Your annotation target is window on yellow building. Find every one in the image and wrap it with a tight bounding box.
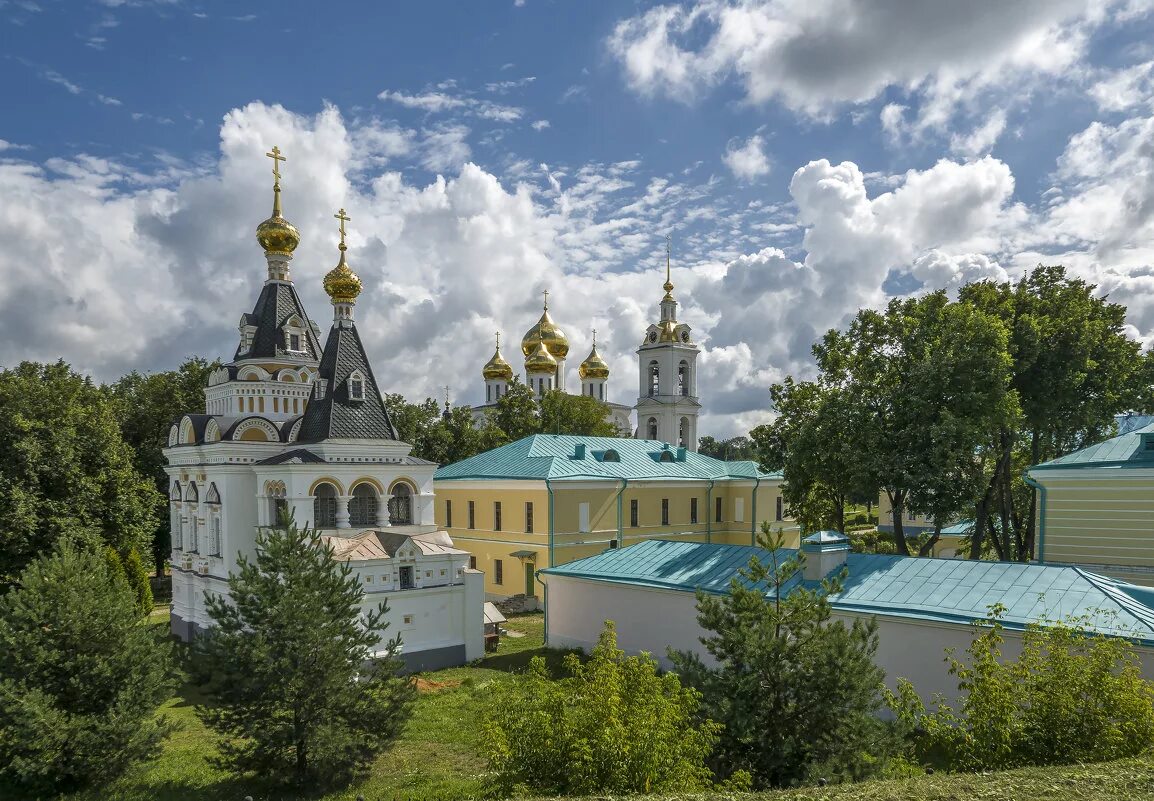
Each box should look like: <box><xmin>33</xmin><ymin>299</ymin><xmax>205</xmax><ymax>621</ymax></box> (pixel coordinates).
<box><xmin>525</xmin><ymin>501</ymin><xmax>534</xmax><ymax>533</ymax></box>
<box><xmin>661</xmin><ymin>498</ymin><xmax>669</xmax><ymax>526</ymax></box>
<box><xmin>579</xmin><ymin>502</ymin><xmax>590</xmax><ymax>533</ymax></box>
<box><xmin>715</xmin><ymin>496</ymin><xmax>723</xmax><ymax>523</ymax></box>
<box><xmin>776</xmin><ymin>496</ymin><xmax>783</xmax><ymax>521</ymax></box>
<box><xmin>630</xmin><ymin>499</ymin><xmax>638</xmax><ymax>527</ymax></box>
<box><xmin>469</xmin><ymin>555</ymin><xmax>476</xmax><ymax>570</ymax></box>
<box><xmin>494</xmin><ymin>501</ymin><xmax>502</xmax><ymax>531</ymax></box>
<box><xmin>445</xmin><ymin>499</ymin><xmax>452</xmax><ymax>528</ymax></box>
<box><xmin>468</xmin><ymin>501</ymin><xmax>475</xmax><ymax>529</ymax></box>
<box><xmin>691</xmin><ymin>497</ymin><xmax>698</xmax><ymax>524</ymax></box>
<box><xmin>495</xmin><ymin>559</ymin><xmax>504</xmax><ymax>585</ymax></box>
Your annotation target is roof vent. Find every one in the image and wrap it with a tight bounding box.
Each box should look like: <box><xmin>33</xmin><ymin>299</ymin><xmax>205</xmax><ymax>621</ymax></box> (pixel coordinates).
<box><xmin>658</xmin><ymin>450</ymin><xmax>675</xmax><ymax>463</ymax></box>
<box><xmin>676</xmin><ymin>446</ymin><xmax>687</xmax><ymax>462</ymax></box>
<box><xmin>602</xmin><ymin>448</ymin><xmax>620</xmax><ymax>462</ymax></box>
<box><xmin>573</xmin><ymin>443</ymin><xmax>586</xmax><ymax>460</ymax></box>
<box><xmin>800</xmin><ymin>530</ymin><xmax>850</xmax><ymax>582</ymax></box>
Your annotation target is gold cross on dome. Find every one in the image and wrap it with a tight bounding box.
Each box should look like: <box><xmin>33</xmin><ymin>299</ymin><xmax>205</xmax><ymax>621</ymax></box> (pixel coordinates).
<box><xmin>495</xmin><ymin>331</ymin><xmax>501</xmax><ymax>349</ymax></box>
<box><xmin>265</xmin><ymin>145</ymin><xmax>286</xmax><ymax>181</ymax></box>
<box><xmin>592</xmin><ymin>328</ymin><xmax>597</xmax><ymax>346</ymax></box>
<box><xmin>334</xmin><ymin>208</ymin><xmax>351</xmax><ymax>246</ymax></box>
<box><xmin>542</xmin><ymin>288</ymin><xmax>549</xmax><ymax>310</ymax></box>
<box><xmin>444</xmin><ymin>385</ymin><xmax>451</xmax><ymax>406</ymax></box>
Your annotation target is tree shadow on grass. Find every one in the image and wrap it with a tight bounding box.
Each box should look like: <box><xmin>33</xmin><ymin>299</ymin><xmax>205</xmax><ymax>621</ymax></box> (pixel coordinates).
<box><xmin>479</xmin><ymin>644</ymin><xmax>584</xmax><ymax>677</ymax></box>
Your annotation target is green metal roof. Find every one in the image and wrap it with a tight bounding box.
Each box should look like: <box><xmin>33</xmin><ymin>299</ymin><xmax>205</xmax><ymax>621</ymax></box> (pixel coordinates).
<box><xmin>434</xmin><ymin>434</ymin><xmax>781</xmax><ymax>482</ymax></box>
<box><xmin>1031</xmin><ymin>422</ymin><xmax>1154</xmax><ymax>470</ymax></box>
<box><xmin>541</xmin><ymin>539</ymin><xmax>1154</xmax><ymax>642</ymax></box>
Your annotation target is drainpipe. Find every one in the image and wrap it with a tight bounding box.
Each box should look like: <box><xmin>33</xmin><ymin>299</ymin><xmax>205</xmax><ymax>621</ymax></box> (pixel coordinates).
<box><xmin>1023</xmin><ymin>472</ymin><xmax>1046</xmax><ymax>563</ymax></box>
<box><xmin>706</xmin><ymin>480</ymin><xmax>715</xmax><ymax>544</ymax></box>
<box><xmin>614</xmin><ymin>477</ymin><xmax>627</xmax><ymax>549</ymax></box>
<box><xmin>751</xmin><ymin>475</ymin><xmax>762</xmax><ymax>547</ymax></box>
<box><xmin>545</xmin><ymin>477</ymin><xmax>555</xmax><ymax>642</ymax></box>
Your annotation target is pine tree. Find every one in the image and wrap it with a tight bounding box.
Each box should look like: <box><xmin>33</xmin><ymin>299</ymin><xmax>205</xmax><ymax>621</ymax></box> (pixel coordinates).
<box><xmin>0</xmin><ymin>539</ymin><xmax>177</xmax><ymax>795</ymax></box>
<box><xmin>191</xmin><ymin>518</ymin><xmax>415</xmax><ymax>788</ymax></box>
<box><xmin>671</xmin><ymin>524</ymin><xmax>896</xmax><ymax>788</ymax></box>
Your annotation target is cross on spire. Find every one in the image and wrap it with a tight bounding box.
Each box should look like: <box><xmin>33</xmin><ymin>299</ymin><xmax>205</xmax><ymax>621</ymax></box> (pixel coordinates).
<box><xmin>663</xmin><ymin>234</ymin><xmax>675</xmax><ymax>295</ymax></box>
<box><xmin>265</xmin><ymin>145</ymin><xmax>286</xmax><ymax>182</ymax></box>
<box><xmin>444</xmin><ymin>385</ymin><xmax>451</xmax><ymax>406</ymax></box>
<box><xmin>542</xmin><ymin>288</ymin><xmax>549</xmax><ymax>311</ymax></box>
<box><xmin>334</xmin><ymin>208</ymin><xmax>351</xmax><ymax>248</ymax></box>
<box><xmin>592</xmin><ymin>327</ymin><xmax>597</xmax><ymax>347</ymax></box>
<box><xmin>495</xmin><ymin>331</ymin><xmax>501</xmax><ymax>350</ymax></box>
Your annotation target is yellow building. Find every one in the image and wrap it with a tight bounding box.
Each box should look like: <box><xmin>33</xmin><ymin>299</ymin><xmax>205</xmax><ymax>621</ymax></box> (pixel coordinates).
<box><xmin>875</xmin><ymin>494</ymin><xmax>964</xmax><ymax>557</ymax></box>
<box><xmin>1027</xmin><ymin>423</ymin><xmax>1154</xmax><ymax>586</ymax></box>
<box><xmin>433</xmin><ymin>434</ymin><xmax>797</xmax><ymax>601</ymax></box>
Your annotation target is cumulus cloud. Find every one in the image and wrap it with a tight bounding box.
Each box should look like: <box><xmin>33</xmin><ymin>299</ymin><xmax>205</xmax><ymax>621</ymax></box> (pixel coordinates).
<box><xmin>378</xmin><ymin>88</ymin><xmax>525</xmax><ymax>122</ymax></box>
<box><xmin>608</xmin><ymin>0</ymin><xmax>1139</xmax><ymax>135</ymax></box>
<box><xmin>723</xmin><ymin>135</ymin><xmax>771</xmax><ymax>180</ymax></box>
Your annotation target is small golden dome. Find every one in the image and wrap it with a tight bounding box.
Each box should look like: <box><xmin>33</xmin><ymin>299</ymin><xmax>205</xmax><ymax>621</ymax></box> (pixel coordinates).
<box><xmin>524</xmin><ymin>340</ymin><xmax>558</xmax><ymax>373</ymax></box>
<box><xmin>483</xmin><ymin>334</ymin><xmax>514</xmax><ymax>381</ymax></box>
<box><xmin>324</xmin><ymin>245</ymin><xmax>362</xmax><ymax>304</ymax></box>
<box><xmin>256</xmin><ymin>215</ymin><xmax>301</xmax><ymax>255</ymax></box>
<box><xmin>579</xmin><ymin>344</ymin><xmax>610</xmax><ymax>380</ymax></box>
<box><xmin>521</xmin><ymin>307</ymin><xmax>569</xmax><ymax>359</ymax></box>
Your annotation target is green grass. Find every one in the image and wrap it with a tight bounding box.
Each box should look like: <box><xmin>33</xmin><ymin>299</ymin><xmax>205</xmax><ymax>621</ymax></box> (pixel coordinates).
<box><xmin>52</xmin><ymin>610</ymin><xmax>1154</xmax><ymax>801</ymax></box>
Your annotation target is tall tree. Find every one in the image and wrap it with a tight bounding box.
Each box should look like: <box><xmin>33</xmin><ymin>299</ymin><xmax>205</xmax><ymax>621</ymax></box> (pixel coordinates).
<box><xmin>959</xmin><ymin>266</ymin><xmax>1154</xmax><ymax>559</ymax></box>
<box><xmin>671</xmin><ymin>526</ymin><xmax>894</xmax><ymax>788</ymax></box>
<box><xmin>109</xmin><ymin>356</ymin><xmax>218</xmax><ymax>578</ymax></box>
<box><xmin>191</xmin><ymin>518</ymin><xmax>415</xmax><ymax>788</ymax></box>
<box><xmin>0</xmin><ymin>361</ymin><xmax>159</xmax><ymax>587</ymax></box>
<box><xmin>490</xmin><ymin>377</ymin><xmax>540</xmax><ymax>441</ymax></box>
<box><xmin>752</xmin><ymin>380</ymin><xmax>873</xmax><ymax>534</ymax></box>
<box><xmin>699</xmin><ymin>436</ymin><xmax>757</xmax><ymax>461</ymax></box>
<box><xmin>538</xmin><ymin>389</ymin><xmax>620</xmax><ymax>436</ymax></box>
<box><xmin>0</xmin><ymin>539</ymin><xmax>177</xmax><ymax>795</ymax></box>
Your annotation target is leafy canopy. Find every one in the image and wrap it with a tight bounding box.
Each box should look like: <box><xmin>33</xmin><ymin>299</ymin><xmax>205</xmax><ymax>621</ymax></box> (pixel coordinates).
<box><xmin>190</xmin><ymin>517</ymin><xmax>415</xmax><ymax>788</ymax></box>
<box><xmin>0</xmin><ymin>539</ymin><xmax>177</xmax><ymax>795</ymax></box>
<box><xmin>671</xmin><ymin>524</ymin><xmax>898</xmax><ymax>789</ymax></box>
<box><xmin>484</xmin><ymin>620</ymin><xmax>721</xmax><ymax>796</ymax></box>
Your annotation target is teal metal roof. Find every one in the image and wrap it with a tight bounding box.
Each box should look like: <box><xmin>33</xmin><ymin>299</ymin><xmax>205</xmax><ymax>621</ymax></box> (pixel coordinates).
<box><xmin>1031</xmin><ymin>422</ymin><xmax>1154</xmax><ymax>470</ymax></box>
<box><xmin>541</xmin><ymin>539</ymin><xmax>1154</xmax><ymax>643</ymax></box>
<box><xmin>434</xmin><ymin>435</ymin><xmax>781</xmax><ymax>482</ymax></box>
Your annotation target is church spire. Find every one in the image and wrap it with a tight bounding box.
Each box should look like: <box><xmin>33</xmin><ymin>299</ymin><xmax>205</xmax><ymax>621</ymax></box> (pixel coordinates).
<box><xmin>660</xmin><ymin>235</ymin><xmax>677</xmax><ymax>323</ymax></box>
<box><xmin>323</xmin><ymin>207</ymin><xmax>362</xmax><ymax>325</ymax></box>
<box><xmin>255</xmin><ymin>145</ymin><xmax>301</xmax><ymax>281</ymax></box>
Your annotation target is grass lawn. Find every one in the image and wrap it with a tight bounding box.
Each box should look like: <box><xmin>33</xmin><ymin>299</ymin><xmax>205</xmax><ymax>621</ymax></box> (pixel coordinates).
<box><xmin>54</xmin><ymin>608</ymin><xmax>1154</xmax><ymax>801</ymax></box>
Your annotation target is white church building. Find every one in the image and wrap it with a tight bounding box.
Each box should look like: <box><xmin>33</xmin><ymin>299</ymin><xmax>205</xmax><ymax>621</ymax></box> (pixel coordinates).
<box><xmin>164</xmin><ymin>148</ymin><xmax>483</xmax><ymax>671</ymax></box>
<box><xmin>471</xmin><ymin>248</ymin><xmax>703</xmax><ymax>451</ymax></box>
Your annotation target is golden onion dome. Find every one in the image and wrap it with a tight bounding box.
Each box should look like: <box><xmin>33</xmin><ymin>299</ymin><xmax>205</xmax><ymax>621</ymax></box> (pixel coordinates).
<box><xmin>521</xmin><ymin>306</ymin><xmax>569</xmax><ymax>359</ymax></box>
<box><xmin>524</xmin><ymin>340</ymin><xmax>558</xmax><ymax>373</ymax></box>
<box><xmin>578</xmin><ymin>344</ymin><xmax>610</xmax><ymax>380</ymax></box>
<box><xmin>323</xmin><ymin>244</ymin><xmax>362</xmax><ymax>304</ymax></box>
<box><xmin>482</xmin><ymin>334</ymin><xmax>514</xmax><ymax>381</ymax></box>
<box><xmin>256</xmin><ymin>146</ymin><xmax>300</xmax><ymax>254</ymax></box>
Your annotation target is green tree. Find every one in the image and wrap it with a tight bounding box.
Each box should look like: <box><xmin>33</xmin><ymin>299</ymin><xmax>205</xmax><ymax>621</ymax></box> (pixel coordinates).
<box><xmin>538</xmin><ymin>389</ymin><xmax>620</xmax><ymax>436</ymax></box>
<box><xmin>0</xmin><ymin>361</ymin><xmax>160</xmax><ymax>588</ymax></box>
<box><xmin>0</xmin><ymin>539</ymin><xmax>177</xmax><ymax>795</ymax></box>
<box><xmin>191</xmin><ymin>517</ymin><xmax>415</xmax><ymax>788</ymax></box>
<box><xmin>752</xmin><ymin>380</ymin><xmax>873</xmax><ymax>534</ymax></box>
<box><xmin>959</xmin><ymin>266</ymin><xmax>1154</xmax><ymax>560</ymax></box>
<box><xmin>490</xmin><ymin>377</ymin><xmax>540</xmax><ymax>441</ymax></box>
<box><xmin>699</xmin><ymin>435</ymin><xmax>757</xmax><ymax>460</ymax></box>
<box><xmin>109</xmin><ymin>356</ymin><xmax>218</xmax><ymax>579</ymax></box>
<box><xmin>383</xmin><ymin>393</ymin><xmax>441</xmax><ymax>446</ymax></box>
<box><xmin>888</xmin><ymin>606</ymin><xmax>1154</xmax><ymax>771</ymax></box>
<box><xmin>671</xmin><ymin>524</ymin><xmax>895</xmax><ymax>788</ymax></box>
<box><xmin>383</xmin><ymin>394</ymin><xmax>506</xmax><ymax>465</ymax></box>
<box><xmin>812</xmin><ymin>292</ymin><xmax>1014</xmax><ymax>555</ymax></box>
<box><xmin>484</xmin><ymin>621</ymin><xmax>721</xmax><ymax>796</ymax></box>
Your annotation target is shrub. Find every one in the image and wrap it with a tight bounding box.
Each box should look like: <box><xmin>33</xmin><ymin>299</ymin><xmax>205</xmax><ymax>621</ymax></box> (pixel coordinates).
<box><xmin>887</xmin><ymin>604</ymin><xmax>1154</xmax><ymax>771</ymax></box>
<box><xmin>484</xmin><ymin>621</ymin><xmax>720</xmax><ymax>796</ymax></box>
<box><xmin>0</xmin><ymin>540</ymin><xmax>177</xmax><ymax>794</ymax></box>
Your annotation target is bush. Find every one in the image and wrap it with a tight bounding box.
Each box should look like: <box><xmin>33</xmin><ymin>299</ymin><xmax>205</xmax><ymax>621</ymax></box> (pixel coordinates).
<box><xmin>0</xmin><ymin>540</ymin><xmax>177</xmax><ymax>795</ymax></box>
<box><xmin>484</xmin><ymin>621</ymin><xmax>720</xmax><ymax>796</ymax></box>
<box><xmin>887</xmin><ymin>605</ymin><xmax>1154</xmax><ymax>771</ymax></box>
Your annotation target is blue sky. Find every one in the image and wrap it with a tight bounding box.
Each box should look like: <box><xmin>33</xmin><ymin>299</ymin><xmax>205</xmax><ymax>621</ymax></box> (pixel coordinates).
<box><xmin>4</xmin><ymin>0</ymin><xmax>1154</xmax><ymax>437</ymax></box>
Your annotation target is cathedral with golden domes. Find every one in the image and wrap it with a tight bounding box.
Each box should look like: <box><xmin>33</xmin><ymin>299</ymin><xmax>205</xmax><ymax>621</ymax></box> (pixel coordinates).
<box><xmin>164</xmin><ymin>147</ymin><xmax>484</xmax><ymax>669</ymax></box>
<box><xmin>470</xmin><ymin>249</ymin><xmax>701</xmax><ymax>450</ymax></box>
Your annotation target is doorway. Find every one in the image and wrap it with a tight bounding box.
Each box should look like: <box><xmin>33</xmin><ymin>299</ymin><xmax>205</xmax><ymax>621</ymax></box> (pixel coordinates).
<box><xmin>525</xmin><ymin>562</ymin><xmax>535</xmax><ymax>598</ymax></box>
<box><xmin>399</xmin><ymin>565</ymin><xmax>414</xmax><ymax>590</ymax></box>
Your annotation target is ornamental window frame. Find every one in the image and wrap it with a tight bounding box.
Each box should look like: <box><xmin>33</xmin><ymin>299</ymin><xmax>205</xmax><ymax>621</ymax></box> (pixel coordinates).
<box><xmin>284</xmin><ymin>315</ymin><xmax>306</xmax><ymax>354</ymax></box>
<box><xmin>348</xmin><ymin>370</ymin><xmax>366</xmax><ymax>403</ymax></box>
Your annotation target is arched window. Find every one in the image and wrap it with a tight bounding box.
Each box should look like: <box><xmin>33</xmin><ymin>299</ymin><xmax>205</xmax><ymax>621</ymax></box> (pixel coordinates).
<box><xmin>680</xmin><ymin>416</ymin><xmax>689</xmax><ymax>447</ymax></box>
<box><xmin>599</xmin><ymin>384</ymin><xmax>604</xmax><ymax>400</ymax></box>
<box><xmin>602</xmin><ymin>449</ymin><xmax>621</xmax><ymax>462</ymax></box>
<box><xmin>678</xmin><ymin>361</ymin><xmax>689</xmax><ymax>397</ymax></box>
<box><xmin>388</xmin><ymin>483</ymin><xmax>414</xmax><ymax>525</ymax></box>
<box><xmin>186</xmin><ymin>482</ymin><xmax>199</xmax><ymax>504</ymax></box>
<box><xmin>348</xmin><ymin>370</ymin><xmax>366</xmax><ymax>402</ymax></box>
<box><xmin>313</xmin><ymin>482</ymin><xmax>338</xmax><ymax>528</ymax></box>
<box><xmin>659</xmin><ymin>450</ymin><xmax>675</xmax><ymax>462</ymax></box>
<box><xmin>647</xmin><ymin>417</ymin><xmax>658</xmax><ymax>440</ymax></box>
<box><xmin>265</xmin><ymin>481</ymin><xmax>287</xmax><ymax>527</ymax></box>
<box><xmin>649</xmin><ymin>362</ymin><xmax>659</xmax><ymax>397</ymax></box>
<box><xmin>349</xmin><ymin>484</ymin><xmax>379</xmax><ymax>527</ymax></box>
<box><xmin>206</xmin><ymin>483</ymin><xmax>221</xmax><ymax>555</ymax></box>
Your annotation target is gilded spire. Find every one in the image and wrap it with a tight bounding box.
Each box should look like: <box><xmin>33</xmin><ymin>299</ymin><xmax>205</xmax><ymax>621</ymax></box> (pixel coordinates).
<box><xmin>663</xmin><ymin>234</ymin><xmax>674</xmax><ymax>299</ymax></box>
<box><xmin>579</xmin><ymin>327</ymin><xmax>610</xmax><ymax>380</ymax></box>
<box><xmin>255</xmin><ymin>145</ymin><xmax>301</xmax><ymax>256</ymax></box>
<box><xmin>483</xmin><ymin>331</ymin><xmax>514</xmax><ymax>380</ymax></box>
<box><xmin>323</xmin><ymin>207</ymin><xmax>362</xmax><ymax>307</ymax></box>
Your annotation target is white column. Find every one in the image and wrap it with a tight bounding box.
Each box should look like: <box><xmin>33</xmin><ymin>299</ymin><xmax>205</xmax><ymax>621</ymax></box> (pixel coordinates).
<box><xmin>337</xmin><ymin>496</ymin><xmax>351</xmax><ymax>529</ymax></box>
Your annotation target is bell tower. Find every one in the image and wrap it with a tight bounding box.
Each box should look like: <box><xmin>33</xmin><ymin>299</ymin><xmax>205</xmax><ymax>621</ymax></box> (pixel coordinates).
<box><xmin>634</xmin><ymin>239</ymin><xmax>701</xmax><ymax>451</ymax></box>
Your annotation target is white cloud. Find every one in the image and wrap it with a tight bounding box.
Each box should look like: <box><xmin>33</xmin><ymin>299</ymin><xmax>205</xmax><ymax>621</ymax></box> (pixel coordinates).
<box><xmin>378</xmin><ymin>89</ymin><xmax>524</xmax><ymax>122</ymax></box>
<box><xmin>1089</xmin><ymin>60</ymin><xmax>1154</xmax><ymax>110</ymax></box>
<box><xmin>722</xmin><ymin>134</ymin><xmax>770</xmax><ymax>180</ymax></box>
<box><xmin>949</xmin><ymin>110</ymin><xmax>1008</xmax><ymax>157</ymax></box>
<box><xmin>608</xmin><ymin>0</ymin><xmax>1142</xmax><ymax>135</ymax></box>
<box><xmin>531</xmin><ymin>120</ymin><xmax>550</xmax><ymax>131</ymax></box>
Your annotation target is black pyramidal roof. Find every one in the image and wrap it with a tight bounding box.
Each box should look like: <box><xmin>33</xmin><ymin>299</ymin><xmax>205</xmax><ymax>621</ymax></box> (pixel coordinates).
<box><xmin>235</xmin><ymin>281</ymin><xmax>323</xmax><ymax>361</ymax></box>
<box><xmin>297</xmin><ymin>322</ymin><xmax>398</xmax><ymax>442</ymax></box>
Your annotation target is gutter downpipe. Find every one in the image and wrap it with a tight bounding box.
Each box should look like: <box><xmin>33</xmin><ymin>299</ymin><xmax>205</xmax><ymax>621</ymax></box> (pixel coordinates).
<box><xmin>544</xmin><ymin>477</ymin><xmax>555</xmax><ymax>645</ymax></box>
<box><xmin>751</xmin><ymin>475</ymin><xmax>762</xmax><ymax>547</ymax></box>
<box><xmin>1022</xmin><ymin>471</ymin><xmax>1046</xmax><ymax>563</ymax></box>
<box><xmin>706</xmin><ymin>480</ymin><xmax>715</xmax><ymax>544</ymax></box>
<box><xmin>614</xmin><ymin>478</ymin><xmax>628</xmax><ymax>549</ymax></box>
